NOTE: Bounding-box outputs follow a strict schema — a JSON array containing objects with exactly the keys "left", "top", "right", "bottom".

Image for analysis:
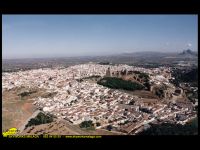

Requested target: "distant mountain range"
[
  {"left": 115, "top": 49, "right": 198, "bottom": 59},
  {"left": 120, "top": 51, "right": 174, "bottom": 58},
  {"left": 178, "top": 49, "right": 198, "bottom": 57},
  {"left": 2, "top": 49, "right": 198, "bottom": 69}
]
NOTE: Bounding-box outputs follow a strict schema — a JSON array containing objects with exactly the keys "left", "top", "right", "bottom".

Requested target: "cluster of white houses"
[{"left": 2, "top": 63, "right": 197, "bottom": 134}]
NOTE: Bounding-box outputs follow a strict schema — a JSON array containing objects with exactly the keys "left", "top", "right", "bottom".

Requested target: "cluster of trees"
[
  {"left": 139, "top": 107, "right": 152, "bottom": 114},
  {"left": 138, "top": 118, "right": 198, "bottom": 135},
  {"left": 152, "top": 85, "right": 168, "bottom": 98},
  {"left": 138, "top": 72, "right": 149, "bottom": 81},
  {"left": 98, "top": 62, "right": 110, "bottom": 65},
  {"left": 41, "top": 92, "right": 57, "bottom": 98},
  {"left": 132, "top": 71, "right": 140, "bottom": 74},
  {"left": 186, "top": 90, "right": 198, "bottom": 103},
  {"left": 171, "top": 68, "right": 198, "bottom": 86},
  {"left": 170, "top": 68, "right": 198, "bottom": 103},
  {"left": 77, "top": 75, "right": 101, "bottom": 82},
  {"left": 155, "top": 89, "right": 164, "bottom": 98},
  {"left": 18, "top": 91, "right": 31, "bottom": 97},
  {"left": 82, "top": 75, "right": 101, "bottom": 79},
  {"left": 18, "top": 89, "right": 37, "bottom": 99},
  {"left": 96, "top": 122, "right": 101, "bottom": 127},
  {"left": 133, "top": 71, "right": 149, "bottom": 77},
  {"left": 25, "top": 112, "right": 54, "bottom": 129},
  {"left": 97, "top": 77, "right": 144, "bottom": 91},
  {"left": 106, "top": 125, "right": 113, "bottom": 131},
  {"left": 79, "top": 120, "right": 94, "bottom": 129},
  {"left": 133, "top": 63, "right": 163, "bottom": 69},
  {"left": 132, "top": 71, "right": 150, "bottom": 84}
]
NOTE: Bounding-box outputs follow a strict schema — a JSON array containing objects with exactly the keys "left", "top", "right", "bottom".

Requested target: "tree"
[
  {"left": 96, "top": 122, "right": 101, "bottom": 127},
  {"left": 106, "top": 125, "right": 113, "bottom": 131},
  {"left": 79, "top": 120, "right": 94, "bottom": 128},
  {"left": 129, "top": 100, "right": 135, "bottom": 105},
  {"left": 25, "top": 112, "right": 54, "bottom": 129}
]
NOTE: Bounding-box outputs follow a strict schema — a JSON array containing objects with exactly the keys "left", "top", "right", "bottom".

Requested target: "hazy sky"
[{"left": 2, "top": 15, "right": 198, "bottom": 59}]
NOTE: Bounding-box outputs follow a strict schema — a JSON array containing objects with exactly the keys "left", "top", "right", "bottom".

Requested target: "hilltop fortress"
[
  {"left": 105, "top": 66, "right": 185, "bottom": 101},
  {"left": 106, "top": 67, "right": 147, "bottom": 85}
]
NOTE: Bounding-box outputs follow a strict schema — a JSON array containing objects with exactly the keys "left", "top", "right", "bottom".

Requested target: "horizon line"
[{"left": 2, "top": 49, "right": 198, "bottom": 60}]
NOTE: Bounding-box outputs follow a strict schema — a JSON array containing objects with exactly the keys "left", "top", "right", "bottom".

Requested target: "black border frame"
[{"left": 1, "top": 0, "right": 199, "bottom": 146}]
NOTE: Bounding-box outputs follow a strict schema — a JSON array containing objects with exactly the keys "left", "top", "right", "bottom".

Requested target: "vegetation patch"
[
  {"left": 17, "top": 89, "right": 37, "bottom": 100},
  {"left": 98, "top": 62, "right": 110, "bottom": 65},
  {"left": 97, "top": 77, "right": 144, "bottom": 91},
  {"left": 171, "top": 68, "right": 198, "bottom": 86},
  {"left": 77, "top": 75, "right": 102, "bottom": 82},
  {"left": 41, "top": 92, "right": 57, "bottom": 98},
  {"left": 82, "top": 75, "right": 101, "bottom": 79},
  {"left": 25, "top": 112, "right": 54, "bottom": 129},
  {"left": 79, "top": 120, "right": 95, "bottom": 130},
  {"left": 137, "top": 118, "right": 198, "bottom": 135}
]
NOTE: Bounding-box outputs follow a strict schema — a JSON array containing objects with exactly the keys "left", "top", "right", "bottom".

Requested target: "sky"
[{"left": 2, "top": 15, "right": 198, "bottom": 59}]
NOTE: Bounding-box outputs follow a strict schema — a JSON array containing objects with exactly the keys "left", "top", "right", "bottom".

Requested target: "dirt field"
[
  {"left": 19, "top": 118, "right": 123, "bottom": 135},
  {"left": 123, "top": 90, "right": 159, "bottom": 99},
  {"left": 2, "top": 87, "right": 47, "bottom": 132}
]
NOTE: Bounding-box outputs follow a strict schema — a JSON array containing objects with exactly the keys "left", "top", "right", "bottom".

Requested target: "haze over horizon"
[{"left": 2, "top": 15, "right": 198, "bottom": 59}]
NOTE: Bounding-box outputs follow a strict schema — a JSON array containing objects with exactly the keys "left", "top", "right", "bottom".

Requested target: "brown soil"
[
  {"left": 2, "top": 87, "right": 47, "bottom": 132},
  {"left": 19, "top": 119, "right": 122, "bottom": 135}
]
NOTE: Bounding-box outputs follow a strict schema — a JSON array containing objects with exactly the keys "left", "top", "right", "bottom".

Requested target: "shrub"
[
  {"left": 79, "top": 120, "right": 94, "bottom": 128},
  {"left": 25, "top": 112, "right": 54, "bottom": 129},
  {"left": 96, "top": 122, "right": 101, "bottom": 127}
]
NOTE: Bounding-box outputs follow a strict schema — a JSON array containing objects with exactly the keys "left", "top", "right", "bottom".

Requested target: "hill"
[
  {"left": 137, "top": 117, "right": 198, "bottom": 135},
  {"left": 97, "top": 77, "right": 144, "bottom": 91},
  {"left": 178, "top": 49, "right": 198, "bottom": 58}
]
